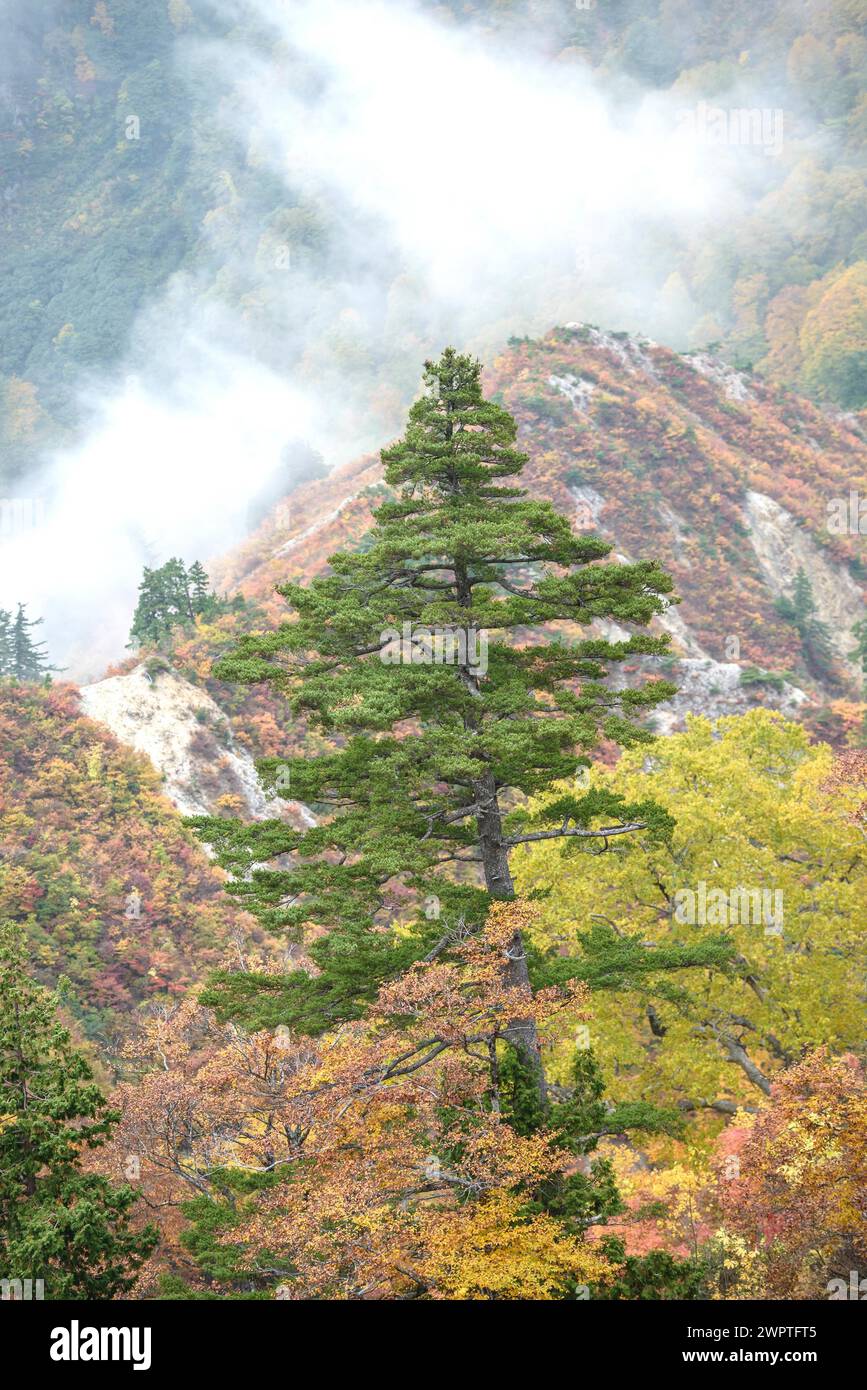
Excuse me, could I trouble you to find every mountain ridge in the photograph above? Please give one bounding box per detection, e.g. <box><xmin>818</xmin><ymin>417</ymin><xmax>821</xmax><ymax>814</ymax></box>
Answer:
<box><xmin>210</xmin><ymin>325</ymin><xmax>866</xmax><ymax>742</ymax></box>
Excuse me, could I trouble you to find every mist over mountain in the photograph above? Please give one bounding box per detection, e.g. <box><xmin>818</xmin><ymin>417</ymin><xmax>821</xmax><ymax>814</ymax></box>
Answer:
<box><xmin>2</xmin><ymin>0</ymin><xmax>864</xmax><ymax>673</ymax></box>
<box><xmin>2</xmin><ymin>0</ymin><xmax>867</xmax><ymax>1318</ymax></box>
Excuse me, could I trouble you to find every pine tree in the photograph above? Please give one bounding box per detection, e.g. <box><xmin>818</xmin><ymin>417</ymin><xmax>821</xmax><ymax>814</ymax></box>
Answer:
<box><xmin>129</xmin><ymin>558</ymin><xmax>237</xmax><ymax>647</ymax></box>
<box><xmin>0</xmin><ymin>608</ymin><xmax>12</xmax><ymax>677</ymax></box>
<box><xmin>128</xmin><ymin>558</ymin><xmax>193</xmax><ymax>647</ymax></box>
<box><xmin>187</xmin><ymin>560</ymin><xmax>210</xmax><ymax>615</ymax></box>
<box><xmin>776</xmin><ymin>567</ymin><xmax>836</xmax><ymax>682</ymax></box>
<box><xmin>193</xmin><ymin>350</ymin><xmax>732</xmax><ymax>1102</ymax></box>
<box><xmin>7</xmin><ymin>604</ymin><xmax>53</xmax><ymax>682</ymax></box>
<box><xmin>129</xmin><ymin>566</ymin><xmax>169</xmax><ymax>648</ymax></box>
<box><xmin>0</xmin><ymin>921</ymin><xmax>156</xmax><ymax>1298</ymax></box>
<box><xmin>163</xmin><ymin>556</ymin><xmax>195</xmax><ymax>624</ymax></box>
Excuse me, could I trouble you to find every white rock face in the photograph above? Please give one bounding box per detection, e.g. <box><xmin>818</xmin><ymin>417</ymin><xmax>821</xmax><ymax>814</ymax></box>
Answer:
<box><xmin>743</xmin><ymin>490</ymin><xmax>864</xmax><ymax>679</ymax></box>
<box><xmin>563</xmin><ymin>325</ymin><xmax>661</xmax><ymax>378</ymax></box>
<box><xmin>79</xmin><ymin>663</ymin><xmax>314</xmax><ymax>824</ymax></box>
<box><xmin>656</xmin><ymin>604</ymin><xmax>709</xmax><ymax>660</ymax></box>
<box><xmin>569</xmin><ymin>483</ymin><xmax>607</xmax><ymax>531</ymax></box>
<box><xmin>273</xmin><ymin>491</ymin><xmax>359</xmax><ymax>559</ymax></box>
<box><xmin>687</xmin><ymin>352</ymin><xmax>754</xmax><ymax>401</ymax></box>
<box><xmin>550</xmin><ymin>373</ymin><xmax>597</xmax><ymax>415</ymax></box>
<box><xmin>652</xmin><ymin>658</ymin><xmax>807</xmax><ymax>735</ymax></box>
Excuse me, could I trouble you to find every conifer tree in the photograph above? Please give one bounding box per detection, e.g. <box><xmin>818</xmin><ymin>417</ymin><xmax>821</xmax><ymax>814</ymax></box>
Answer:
<box><xmin>129</xmin><ymin>558</ymin><xmax>194</xmax><ymax>646</ymax></box>
<box><xmin>187</xmin><ymin>560</ymin><xmax>210</xmax><ymax>615</ymax></box>
<box><xmin>129</xmin><ymin>565</ymin><xmax>171</xmax><ymax>648</ymax></box>
<box><xmin>129</xmin><ymin>558</ymin><xmax>236</xmax><ymax>647</ymax></box>
<box><xmin>163</xmin><ymin>556</ymin><xmax>195</xmax><ymax>624</ymax></box>
<box><xmin>0</xmin><ymin>608</ymin><xmax>13</xmax><ymax>676</ymax></box>
<box><xmin>0</xmin><ymin>922</ymin><xmax>156</xmax><ymax>1299</ymax></box>
<box><xmin>776</xmin><ymin>567</ymin><xmax>836</xmax><ymax>682</ymax></box>
<box><xmin>193</xmin><ymin>350</ymin><xmax>732</xmax><ymax>1101</ymax></box>
<box><xmin>0</xmin><ymin>604</ymin><xmax>54</xmax><ymax>681</ymax></box>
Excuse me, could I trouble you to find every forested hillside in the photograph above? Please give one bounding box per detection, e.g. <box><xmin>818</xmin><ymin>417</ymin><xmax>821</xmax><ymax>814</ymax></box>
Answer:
<box><xmin>4</xmin><ymin>0</ymin><xmax>867</xmax><ymax>490</ymax></box>
<box><xmin>0</xmin><ymin>681</ymin><xmax>255</xmax><ymax>1042</ymax></box>
<box><xmin>214</xmin><ymin>326</ymin><xmax>867</xmax><ymax>743</ymax></box>
<box><xmin>75</xmin><ymin>350</ymin><xmax>864</xmax><ymax>1304</ymax></box>
<box><xmin>2</xmin><ymin>0</ymin><xmax>866</xmax><ymax>1321</ymax></box>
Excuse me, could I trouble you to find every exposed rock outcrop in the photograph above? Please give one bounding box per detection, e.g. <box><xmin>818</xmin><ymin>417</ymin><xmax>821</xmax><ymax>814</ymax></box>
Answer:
<box><xmin>79</xmin><ymin>663</ymin><xmax>314</xmax><ymax>826</ymax></box>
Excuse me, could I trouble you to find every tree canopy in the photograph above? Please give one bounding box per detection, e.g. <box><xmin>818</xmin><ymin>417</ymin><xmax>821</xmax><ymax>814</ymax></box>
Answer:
<box><xmin>0</xmin><ymin>920</ymin><xmax>156</xmax><ymax>1299</ymax></box>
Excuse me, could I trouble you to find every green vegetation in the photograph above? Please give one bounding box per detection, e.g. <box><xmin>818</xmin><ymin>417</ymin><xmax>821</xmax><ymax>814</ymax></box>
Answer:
<box><xmin>0</xmin><ymin>603</ymin><xmax>54</xmax><ymax>681</ymax></box>
<box><xmin>775</xmin><ymin>567</ymin><xmax>838</xmax><ymax>684</ymax></box>
<box><xmin>129</xmin><ymin>558</ymin><xmax>244</xmax><ymax>648</ymax></box>
<box><xmin>191</xmin><ymin>350</ymin><xmax>731</xmax><ymax>1067</ymax></box>
<box><xmin>0</xmin><ymin>920</ymin><xmax>156</xmax><ymax>1298</ymax></box>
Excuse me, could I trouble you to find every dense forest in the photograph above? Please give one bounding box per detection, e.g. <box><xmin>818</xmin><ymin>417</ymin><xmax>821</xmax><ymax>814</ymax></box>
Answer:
<box><xmin>1</xmin><ymin>0</ymin><xmax>866</xmax><ymax>1336</ymax></box>
<box><xmin>3</xmin><ymin>349</ymin><xmax>866</xmax><ymax>1307</ymax></box>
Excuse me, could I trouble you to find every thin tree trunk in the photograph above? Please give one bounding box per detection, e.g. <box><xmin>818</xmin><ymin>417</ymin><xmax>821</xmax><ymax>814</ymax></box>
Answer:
<box><xmin>472</xmin><ymin>767</ymin><xmax>547</xmax><ymax>1108</ymax></box>
<box><xmin>453</xmin><ymin>518</ymin><xmax>547</xmax><ymax>1109</ymax></box>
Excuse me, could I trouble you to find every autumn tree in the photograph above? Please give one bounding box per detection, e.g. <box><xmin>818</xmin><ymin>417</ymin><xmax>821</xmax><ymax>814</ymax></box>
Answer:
<box><xmin>0</xmin><ymin>921</ymin><xmax>156</xmax><ymax>1299</ymax></box>
<box><xmin>516</xmin><ymin>711</ymin><xmax>867</xmax><ymax>1109</ymax></box>
<box><xmin>852</xmin><ymin>618</ymin><xmax>867</xmax><ymax>742</ymax></box>
<box><xmin>193</xmin><ymin>350</ymin><xmax>730</xmax><ymax>1100</ymax></box>
<box><xmin>101</xmin><ymin>906</ymin><xmax>698</xmax><ymax>1301</ymax></box>
<box><xmin>717</xmin><ymin>1051</ymin><xmax>867</xmax><ymax>1299</ymax></box>
<box><xmin>799</xmin><ymin>261</ymin><xmax>867</xmax><ymax>408</ymax></box>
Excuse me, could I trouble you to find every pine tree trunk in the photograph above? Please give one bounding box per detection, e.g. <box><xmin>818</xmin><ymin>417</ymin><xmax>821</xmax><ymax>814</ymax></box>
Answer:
<box><xmin>473</xmin><ymin>767</ymin><xmax>547</xmax><ymax>1108</ymax></box>
<box><xmin>453</xmin><ymin>544</ymin><xmax>548</xmax><ymax>1110</ymax></box>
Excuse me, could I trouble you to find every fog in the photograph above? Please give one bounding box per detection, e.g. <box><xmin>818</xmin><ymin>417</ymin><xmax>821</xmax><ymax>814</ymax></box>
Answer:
<box><xmin>0</xmin><ymin>0</ymin><xmax>791</xmax><ymax>677</ymax></box>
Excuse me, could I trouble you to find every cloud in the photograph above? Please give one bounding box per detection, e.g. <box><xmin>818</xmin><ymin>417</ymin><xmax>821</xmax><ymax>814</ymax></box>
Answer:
<box><xmin>3</xmin><ymin>0</ymin><xmax>785</xmax><ymax>676</ymax></box>
<box><xmin>1</xmin><ymin>334</ymin><xmax>312</xmax><ymax>678</ymax></box>
<box><xmin>224</xmin><ymin>0</ymin><xmax>741</xmax><ymax>330</ymax></box>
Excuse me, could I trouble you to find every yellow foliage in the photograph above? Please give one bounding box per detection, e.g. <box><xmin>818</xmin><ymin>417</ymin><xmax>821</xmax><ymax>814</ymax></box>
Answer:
<box><xmin>417</xmin><ymin>1191</ymin><xmax>613</xmax><ymax>1300</ymax></box>
<box><xmin>515</xmin><ymin>711</ymin><xmax>867</xmax><ymax>1107</ymax></box>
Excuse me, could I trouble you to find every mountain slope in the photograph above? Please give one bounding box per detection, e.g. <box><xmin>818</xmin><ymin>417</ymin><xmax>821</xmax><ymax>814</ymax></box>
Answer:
<box><xmin>4</xmin><ymin>0</ymin><xmax>867</xmax><ymax>489</ymax></box>
<box><xmin>213</xmin><ymin>326</ymin><xmax>866</xmax><ymax>740</ymax></box>
<box><xmin>79</xmin><ymin>660</ymin><xmax>313</xmax><ymax>825</ymax></box>
<box><xmin>0</xmin><ymin>680</ymin><xmax>263</xmax><ymax>1041</ymax></box>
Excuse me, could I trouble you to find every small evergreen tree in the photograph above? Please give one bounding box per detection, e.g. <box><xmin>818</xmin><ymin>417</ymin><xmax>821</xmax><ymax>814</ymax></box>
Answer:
<box><xmin>0</xmin><ymin>604</ymin><xmax>54</xmax><ymax>682</ymax></box>
<box><xmin>129</xmin><ymin>559</ymin><xmax>239</xmax><ymax>647</ymax></box>
<box><xmin>163</xmin><ymin>556</ymin><xmax>195</xmax><ymax>624</ymax></box>
<box><xmin>0</xmin><ymin>922</ymin><xmax>156</xmax><ymax>1298</ymax></box>
<box><xmin>776</xmin><ymin>567</ymin><xmax>836</xmax><ymax>683</ymax></box>
<box><xmin>187</xmin><ymin>560</ymin><xmax>210</xmax><ymax>615</ymax></box>
<box><xmin>0</xmin><ymin>608</ymin><xmax>12</xmax><ymax>676</ymax></box>
<box><xmin>129</xmin><ymin>565</ymin><xmax>171</xmax><ymax>648</ymax></box>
